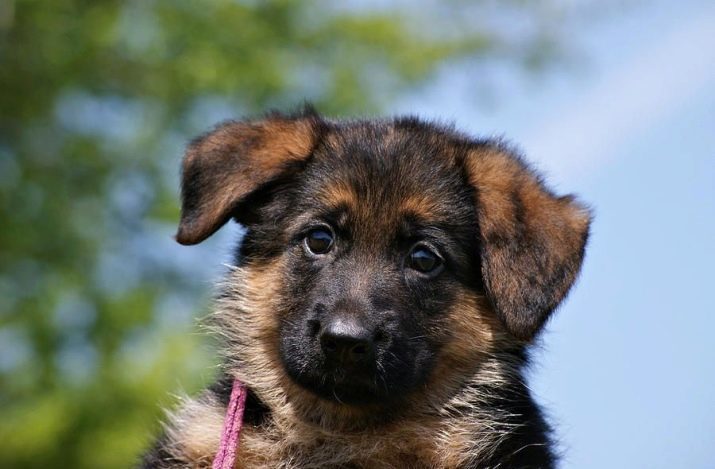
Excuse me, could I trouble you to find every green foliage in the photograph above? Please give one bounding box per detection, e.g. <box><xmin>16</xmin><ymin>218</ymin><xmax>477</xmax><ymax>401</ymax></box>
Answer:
<box><xmin>0</xmin><ymin>0</ymin><xmax>567</xmax><ymax>466</ymax></box>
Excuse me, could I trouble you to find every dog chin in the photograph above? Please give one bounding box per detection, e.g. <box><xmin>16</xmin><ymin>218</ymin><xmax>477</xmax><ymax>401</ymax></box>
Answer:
<box><xmin>292</xmin><ymin>369</ymin><xmax>392</xmax><ymax>405</ymax></box>
<box><xmin>311</xmin><ymin>381</ymin><xmax>387</xmax><ymax>406</ymax></box>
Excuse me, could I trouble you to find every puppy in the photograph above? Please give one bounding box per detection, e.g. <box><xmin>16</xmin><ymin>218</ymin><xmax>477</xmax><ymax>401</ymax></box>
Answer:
<box><xmin>141</xmin><ymin>107</ymin><xmax>590</xmax><ymax>468</ymax></box>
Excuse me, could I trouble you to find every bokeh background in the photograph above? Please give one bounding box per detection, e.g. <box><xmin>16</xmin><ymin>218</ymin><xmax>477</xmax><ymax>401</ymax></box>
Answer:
<box><xmin>1</xmin><ymin>1</ymin><xmax>713</xmax><ymax>467</ymax></box>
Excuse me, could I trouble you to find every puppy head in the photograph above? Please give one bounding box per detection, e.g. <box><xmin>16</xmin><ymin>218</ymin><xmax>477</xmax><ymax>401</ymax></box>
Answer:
<box><xmin>178</xmin><ymin>109</ymin><xmax>590</xmax><ymax>418</ymax></box>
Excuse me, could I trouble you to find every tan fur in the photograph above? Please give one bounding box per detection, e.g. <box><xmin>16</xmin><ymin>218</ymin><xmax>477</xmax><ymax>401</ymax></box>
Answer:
<box><xmin>398</xmin><ymin>195</ymin><xmax>450</xmax><ymax>224</ymax></box>
<box><xmin>315</xmin><ymin>180</ymin><xmax>359</xmax><ymax>212</ymax></box>
<box><xmin>177</xmin><ymin>116</ymin><xmax>319</xmax><ymax>245</ymax></box>
<box><xmin>464</xmin><ymin>147</ymin><xmax>589</xmax><ymax>258</ymax></box>
<box><xmin>463</xmin><ymin>146</ymin><xmax>591</xmax><ymax>339</ymax></box>
<box><xmin>159</xmin><ymin>256</ymin><xmax>523</xmax><ymax>468</ymax></box>
<box><xmin>161</xmin><ymin>392</ymin><xmax>225</xmax><ymax>468</ymax></box>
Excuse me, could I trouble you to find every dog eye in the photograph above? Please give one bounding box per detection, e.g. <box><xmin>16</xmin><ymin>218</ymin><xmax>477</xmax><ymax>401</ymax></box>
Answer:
<box><xmin>305</xmin><ymin>228</ymin><xmax>334</xmax><ymax>255</ymax></box>
<box><xmin>406</xmin><ymin>245</ymin><xmax>443</xmax><ymax>275</ymax></box>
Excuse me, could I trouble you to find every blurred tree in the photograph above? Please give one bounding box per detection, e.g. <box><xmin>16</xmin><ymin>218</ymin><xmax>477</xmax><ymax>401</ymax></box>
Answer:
<box><xmin>0</xmin><ymin>0</ymin><xmax>572</xmax><ymax>467</ymax></box>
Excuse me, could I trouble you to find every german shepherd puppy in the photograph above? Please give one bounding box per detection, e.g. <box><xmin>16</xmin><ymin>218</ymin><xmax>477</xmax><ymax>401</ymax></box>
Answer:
<box><xmin>141</xmin><ymin>107</ymin><xmax>591</xmax><ymax>468</ymax></box>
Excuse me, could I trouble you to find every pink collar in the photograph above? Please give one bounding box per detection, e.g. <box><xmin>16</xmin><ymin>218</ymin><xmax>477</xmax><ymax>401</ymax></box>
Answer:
<box><xmin>212</xmin><ymin>379</ymin><xmax>248</xmax><ymax>469</ymax></box>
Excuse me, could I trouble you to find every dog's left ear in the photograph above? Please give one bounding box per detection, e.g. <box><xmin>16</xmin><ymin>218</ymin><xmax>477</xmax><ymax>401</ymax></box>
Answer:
<box><xmin>462</xmin><ymin>144</ymin><xmax>591</xmax><ymax>341</ymax></box>
<box><xmin>176</xmin><ymin>110</ymin><xmax>323</xmax><ymax>245</ymax></box>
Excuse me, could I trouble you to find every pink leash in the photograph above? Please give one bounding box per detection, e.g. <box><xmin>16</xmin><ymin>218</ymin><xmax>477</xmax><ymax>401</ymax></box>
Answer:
<box><xmin>212</xmin><ymin>379</ymin><xmax>247</xmax><ymax>469</ymax></box>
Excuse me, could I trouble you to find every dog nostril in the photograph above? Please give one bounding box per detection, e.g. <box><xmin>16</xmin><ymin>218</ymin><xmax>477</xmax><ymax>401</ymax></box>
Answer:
<box><xmin>319</xmin><ymin>318</ymin><xmax>375</xmax><ymax>365</ymax></box>
<box><xmin>320</xmin><ymin>335</ymin><xmax>373</xmax><ymax>364</ymax></box>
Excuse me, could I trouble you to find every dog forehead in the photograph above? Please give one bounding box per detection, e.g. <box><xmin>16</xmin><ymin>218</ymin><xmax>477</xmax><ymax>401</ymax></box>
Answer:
<box><xmin>301</xmin><ymin>126</ymin><xmax>468</xmax><ymax>225</ymax></box>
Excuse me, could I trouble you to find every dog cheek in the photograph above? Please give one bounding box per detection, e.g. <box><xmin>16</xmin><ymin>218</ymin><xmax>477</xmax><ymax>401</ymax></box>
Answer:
<box><xmin>423</xmin><ymin>290</ymin><xmax>511</xmax><ymax>388</ymax></box>
<box><xmin>278</xmin><ymin>312</ymin><xmax>320</xmax><ymax>377</ymax></box>
<box><xmin>276</xmin><ymin>258</ymin><xmax>325</xmax><ymax>375</ymax></box>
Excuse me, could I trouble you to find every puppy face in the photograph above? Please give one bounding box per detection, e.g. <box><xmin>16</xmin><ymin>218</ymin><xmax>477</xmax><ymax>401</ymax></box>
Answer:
<box><xmin>263</xmin><ymin>133</ymin><xmax>482</xmax><ymax>404</ymax></box>
<box><xmin>177</xmin><ymin>109</ymin><xmax>590</xmax><ymax>416</ymax></box>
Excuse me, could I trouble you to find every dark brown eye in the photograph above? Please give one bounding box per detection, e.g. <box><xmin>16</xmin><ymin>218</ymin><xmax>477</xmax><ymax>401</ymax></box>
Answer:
<box><xmin>305</xmin><ymin>228</ymin><xmax>334</xmax><ymax>255</ymax></box>
<box><xmin>407</xmin><ymin>246</ymin><xmax>443</xmax><ymax>275</ymax></box>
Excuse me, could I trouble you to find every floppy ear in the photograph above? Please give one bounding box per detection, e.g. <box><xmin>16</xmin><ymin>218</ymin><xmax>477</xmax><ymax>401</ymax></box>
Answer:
<box><xmin>462</xmin><ymin>143</ymin><xmax>591</xmax><ymax>340</ymax></box>
<box><xmin>176</xmin><ymin>111</ymin><xmax>323</xmax><ymax>245</ymax></box>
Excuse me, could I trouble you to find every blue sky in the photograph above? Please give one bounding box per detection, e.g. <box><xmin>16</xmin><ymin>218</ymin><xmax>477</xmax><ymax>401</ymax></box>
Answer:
<box><xmin>394</xmin><ymin>1</ymin><xmax>714</xmax><ymax>467</ymax></box>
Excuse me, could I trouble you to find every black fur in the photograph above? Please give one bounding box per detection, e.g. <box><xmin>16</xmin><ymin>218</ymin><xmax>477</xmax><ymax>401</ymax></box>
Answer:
<box><xmin>141</xmin><ymin>109</ymin><xmax>590</xmax><ymax>468</ymax></box>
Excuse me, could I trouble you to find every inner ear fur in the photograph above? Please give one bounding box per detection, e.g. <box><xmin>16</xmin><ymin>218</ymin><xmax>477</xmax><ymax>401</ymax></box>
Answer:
<box><xmin>462</xmin><ymin>143</ymin><xmax>591</xmax><ymax>341</ymax></box>
<box><xmin>176</xmin><ymin>110</ymin><xmax>323</xmax><ymax>245</ymax></box>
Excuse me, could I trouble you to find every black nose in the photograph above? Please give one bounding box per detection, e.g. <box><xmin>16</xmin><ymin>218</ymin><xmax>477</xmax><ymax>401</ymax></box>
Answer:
<box><xmin>319</xmin><ymin>317</ymin><xmax>374</xmax><ymax>365</ymax></box>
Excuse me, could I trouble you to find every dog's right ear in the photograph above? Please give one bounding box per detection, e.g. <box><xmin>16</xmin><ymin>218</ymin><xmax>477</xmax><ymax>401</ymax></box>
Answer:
<box><xmin>176</xmin><ymin>111</ymin><xmax>323</xmax><ymax>245</ymax></box>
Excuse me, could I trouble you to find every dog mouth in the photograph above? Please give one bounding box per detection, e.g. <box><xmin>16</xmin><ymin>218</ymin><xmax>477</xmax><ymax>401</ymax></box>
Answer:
<box><xmin>292</xmin><ymin>362</ymin><xmax>388</xmax><ymax>405</ymax></box>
